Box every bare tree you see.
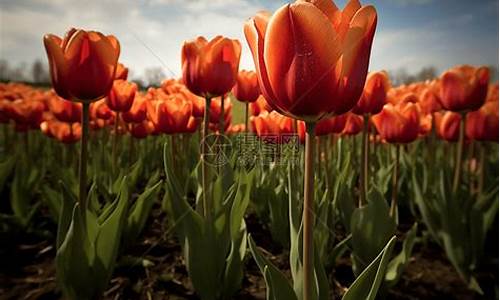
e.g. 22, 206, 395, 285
144, 67, 166, 87
32, 59, 49, 84
0, 59, 9, 81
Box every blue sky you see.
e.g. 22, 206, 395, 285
1, 0, 498, 81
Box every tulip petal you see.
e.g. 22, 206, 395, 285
264, 2, 342, 120
44, 34, 71, 100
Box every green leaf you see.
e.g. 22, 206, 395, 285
342, 236, 397, 300
248, 235, 298, 300
124, 180, 162, 247
0, 155, 16, 193
93, 177, 129, 293
55, 204, 96, 300
350, 188, 396, 274
57, 180, 77, 249
385, 223, 418, 287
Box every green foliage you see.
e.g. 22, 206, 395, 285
412, 154, 499, 293
163, 142, 253, 300
56, 178, 129, 300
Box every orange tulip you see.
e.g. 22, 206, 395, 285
114, 63, 129, 80
209, 97, 233, 124
372, 102, 420, 143
315, 114, 348, 136
106, 80, 137, 112
487, 83, 498, 103
41, 120, 81, 144
342, 113, 363, 136
228, 123, 246, 135
129, 121, 155, 139
439, 65, 490, 112
122, 94, 147, 123
244, 0, 377, 122
181, 36, 241, 98
47, 94, 82, 123
466, 101, 498, 142
352, 71, 391, 115
418, 86, 441, 115
90, 99, 113, 120
232, 70, 260, 103
0, 100, 10, 123
250, 95, 273, 116
250, 110, 297, 144
8, 99, 45, 129
147, 98, 193, 134
434, 111, 461, 142
43, 28, 120, 102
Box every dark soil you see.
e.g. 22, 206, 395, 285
0, 206, 497, 300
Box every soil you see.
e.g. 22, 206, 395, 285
0, 205, 497, 300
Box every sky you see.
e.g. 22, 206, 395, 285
1, 0, 498, 82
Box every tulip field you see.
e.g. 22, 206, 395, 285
0, 0, 499, 299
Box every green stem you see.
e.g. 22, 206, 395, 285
360, 115, 369, 206
389, 144, 400, 218
478, 143, 485, 196
303, 122, 316, 300
245, 102, 249, 135
112, 112, 120, 173
219, 94, 225, 135
79, 103, 90, 223
202, 97, 211, 219
452, 113, 466, 194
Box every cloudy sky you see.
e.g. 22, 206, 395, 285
1, 0, 498, 81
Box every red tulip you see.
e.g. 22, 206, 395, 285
372, 102, 420, 143
147, 98, 193, 134
315, 114, 348, 136
342, 113, 363, 136
182, 36, 241, 98
352, 71, 391, 115
90, 99, 113, 120
232, 70, 260, 103
106, 80, 137, 112
244, 0, 377, 121
41, 120, 81, 144
114, 63, 129, 80
250, 95, 273, 116
466, 101, 498, 142
439, 65, 490, 112
122, 94, 147, 123
43, 28, 120, 102
129, 121, 155, 139
47, 94, 82, 123
434, 111, 461, 142
8, 99, 45, 129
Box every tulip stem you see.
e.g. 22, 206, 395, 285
79, 102, 90, 223
219, 94, 225, 135
360, 114, 369, 206
452, 113, 466, 195
244, 102, 249, 135
202, 97, 211, 219
303, 122, 316, 300
389, 144, 400, 219
478, 143, 485, 196
112, 112, 120, 174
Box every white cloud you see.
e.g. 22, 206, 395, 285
0, 0, 266, 80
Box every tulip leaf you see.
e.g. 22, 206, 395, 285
351, 188, 396, 275
342, 236, 396, 300
248, 235, 298, 300
56, 203, 96, 300
0, 155, 16, 193
384, 223, 418, 287
93, 177, 129, 293
124, 179, 162, 248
